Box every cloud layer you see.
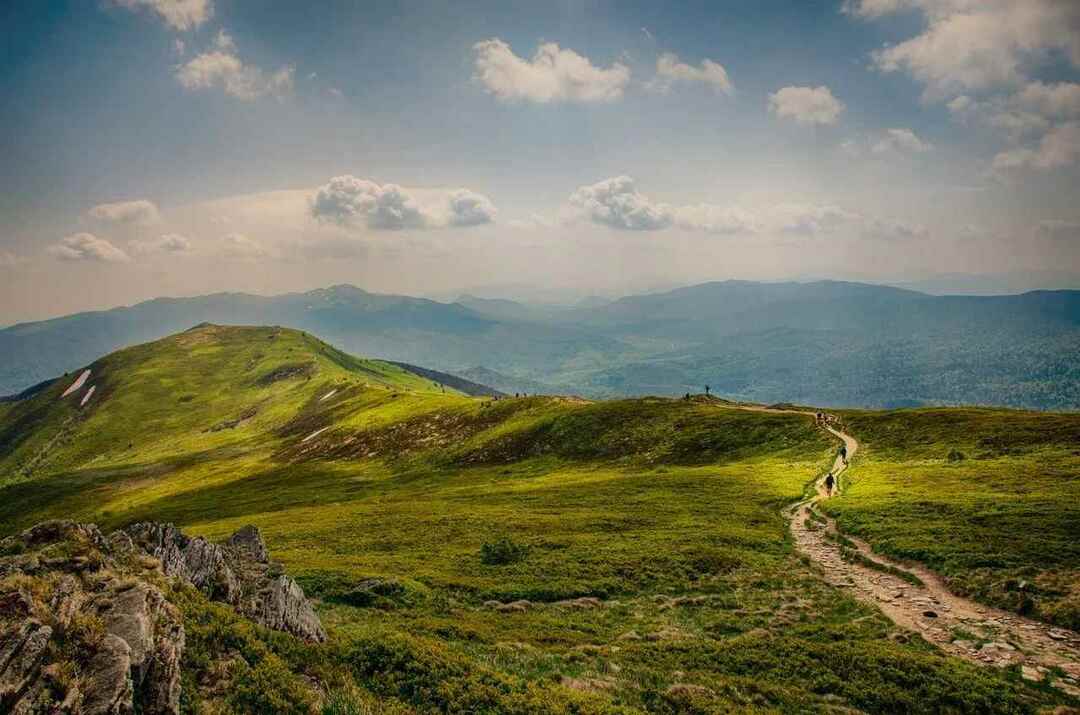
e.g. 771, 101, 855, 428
567, 177, 925, 240
49, 233, 131, 263
472, 39, 630, 104
310, 176, 496, 230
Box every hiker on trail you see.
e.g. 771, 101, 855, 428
824, 472, 835, 496
839, 443, 848, 464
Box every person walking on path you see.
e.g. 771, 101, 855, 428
824, 472, 835, 496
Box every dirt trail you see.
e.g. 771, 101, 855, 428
778, 415, 1080, 694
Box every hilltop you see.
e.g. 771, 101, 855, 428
2, 280, 1080, 409
1, 326, 1078, 712
0, 324, 467, 482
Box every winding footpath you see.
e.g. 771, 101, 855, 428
783, 414, 1080, 695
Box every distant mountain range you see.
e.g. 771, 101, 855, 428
2, 281, 1079, 409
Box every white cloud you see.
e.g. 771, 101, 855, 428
49, 233, 131, 263
568, 176, 674, 231
220, 233, 270, 259
129, 233, 193, 256
112, 0, 212, 31
444, 189, 498, 227
1036, 219, 1080, 241
310, 176, 497, 230
768, 86, 844, 125
472, 39, 630, 104
566, 177, 872, 238
872, 128, 932, 154
850, 1, 1080, 98
176, 35, 294, 101
87, 199, 161, 226
647, 53, 733, 95
993, 122, 1080, 171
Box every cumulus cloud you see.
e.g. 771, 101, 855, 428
49, 233, 131, 263
848, 0, 1080, 98
129, 233, 193, 256
566, 177, 875, 239
176, 33, 294, 100
310, 176, 496, 230
444, 189, 498, 227
872, 128, 932, 154
993, 122, 1080, 171
647, 53, 733, 95
220, 233, 270, 259
568, 176, 674, 231
87, 199, 161, 226
112, 0, 212, 31
472, 39, 630, 104
768, 86, 844, 125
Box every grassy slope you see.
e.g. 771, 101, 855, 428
0, 327, 1068, 713
826, 408, 1080, 630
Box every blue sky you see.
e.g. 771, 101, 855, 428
2, 0, 1079, 322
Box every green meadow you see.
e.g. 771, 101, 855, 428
826, 408, 1080, 631
0, 326, 1074, 713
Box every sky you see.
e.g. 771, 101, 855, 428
2, 0, 1080, 323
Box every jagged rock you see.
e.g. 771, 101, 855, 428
0, 519, 324, 714
125, 522, 325, 643
126, 523, 239, 603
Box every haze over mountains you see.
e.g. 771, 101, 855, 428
3, 280, 1079, 409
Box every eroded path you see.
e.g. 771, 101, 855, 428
779, 414, 1080, 695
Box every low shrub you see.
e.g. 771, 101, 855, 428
480, 537, 529, 566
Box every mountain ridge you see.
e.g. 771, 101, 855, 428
2, 280, 1079, 409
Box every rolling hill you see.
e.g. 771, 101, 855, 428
2, 280, 1080, 411
1, 325, 1078, 712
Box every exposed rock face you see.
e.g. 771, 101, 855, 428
125, 522, 325, 643
0, 521, 183, 715
0, 519, 324, 714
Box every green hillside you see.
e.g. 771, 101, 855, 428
825, 408, 1080, 630
0, 326, 1072, 713
0, 324, 448, 482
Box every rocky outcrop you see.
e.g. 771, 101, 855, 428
125, 522, 325, 643
0, 519, 324, 714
